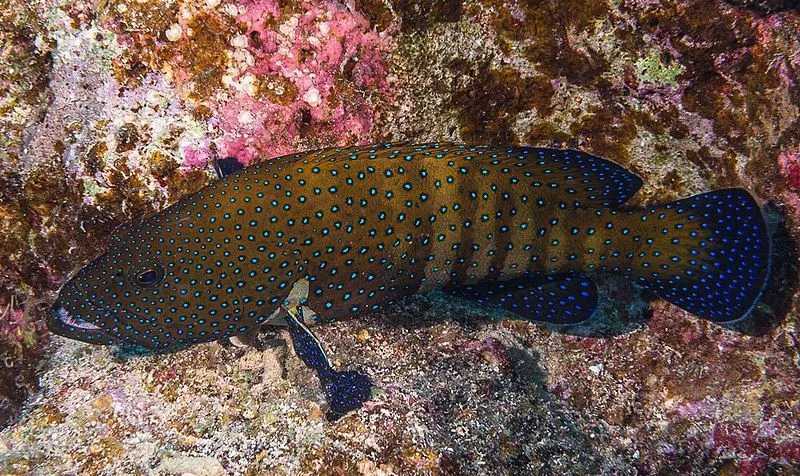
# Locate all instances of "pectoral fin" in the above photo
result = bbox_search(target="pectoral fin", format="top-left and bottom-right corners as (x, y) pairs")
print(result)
(283, 307), (373, 420)
(279, 278), (373, 420)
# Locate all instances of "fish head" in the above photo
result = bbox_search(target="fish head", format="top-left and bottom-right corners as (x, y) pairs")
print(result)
(48, 217), (180, 349)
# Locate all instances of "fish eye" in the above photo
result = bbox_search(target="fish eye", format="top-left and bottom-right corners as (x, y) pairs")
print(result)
(136, 266), (164, 287)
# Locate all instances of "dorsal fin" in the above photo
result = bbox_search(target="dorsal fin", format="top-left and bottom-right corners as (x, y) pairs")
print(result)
(367, 143), (642, 209)
(513, 147), (642, 208)
(212, 156), (245, 179)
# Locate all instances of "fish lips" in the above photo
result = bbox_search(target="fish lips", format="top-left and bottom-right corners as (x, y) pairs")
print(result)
(47, 303), (117, 346)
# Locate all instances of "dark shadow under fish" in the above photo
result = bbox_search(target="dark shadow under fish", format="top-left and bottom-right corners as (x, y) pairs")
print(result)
(48, 143), (773, 418)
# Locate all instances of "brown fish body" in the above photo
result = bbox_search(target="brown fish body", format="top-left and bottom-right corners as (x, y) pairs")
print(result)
(50, 143), (770, 350)
(162, 144), (629, 319)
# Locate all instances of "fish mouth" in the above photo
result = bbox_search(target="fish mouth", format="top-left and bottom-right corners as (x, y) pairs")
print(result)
(47, 304), (116, 345)
(53, 306), (102, 331)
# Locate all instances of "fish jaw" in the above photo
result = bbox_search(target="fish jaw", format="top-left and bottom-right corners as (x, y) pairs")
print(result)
(47, 302), (118, 346)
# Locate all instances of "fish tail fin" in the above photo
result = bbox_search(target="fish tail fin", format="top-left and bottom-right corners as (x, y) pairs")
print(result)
(630, 189), (770, 323)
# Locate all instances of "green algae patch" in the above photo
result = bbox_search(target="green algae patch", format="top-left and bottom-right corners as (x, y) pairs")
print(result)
(634, 51), (684, 87)
(82, 177), (108, 201)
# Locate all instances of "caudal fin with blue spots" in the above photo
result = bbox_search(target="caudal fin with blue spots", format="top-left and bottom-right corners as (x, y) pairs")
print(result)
(632, 189), (770, 323)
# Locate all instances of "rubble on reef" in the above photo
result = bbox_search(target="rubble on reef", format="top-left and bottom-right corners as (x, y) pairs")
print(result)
(1, 0), (799, 474)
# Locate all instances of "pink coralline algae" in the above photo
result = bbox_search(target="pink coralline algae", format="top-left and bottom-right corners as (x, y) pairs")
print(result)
(209, 0), (394, 166)
(777, 149), (800, 229)
(0, 298), (36, 350)
(778, 149), (800, 191)
(181, 141), (214, 170)
(711, 421), (800, 475)
(463, 336), (513, 373)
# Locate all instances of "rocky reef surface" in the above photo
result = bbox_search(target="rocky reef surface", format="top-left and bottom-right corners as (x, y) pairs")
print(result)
(1, 0), (799, 474)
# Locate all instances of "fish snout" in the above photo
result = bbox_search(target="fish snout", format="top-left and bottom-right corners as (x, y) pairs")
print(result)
(47, 301), (114, 345)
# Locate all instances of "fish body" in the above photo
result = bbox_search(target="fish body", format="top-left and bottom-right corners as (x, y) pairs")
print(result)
(49, 143), (771, 351)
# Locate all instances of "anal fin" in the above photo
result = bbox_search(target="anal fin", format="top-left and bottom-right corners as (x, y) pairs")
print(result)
(446, 273), (598, 325)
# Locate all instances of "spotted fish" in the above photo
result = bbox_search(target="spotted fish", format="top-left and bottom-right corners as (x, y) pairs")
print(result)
(49, 143), (771, 415)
